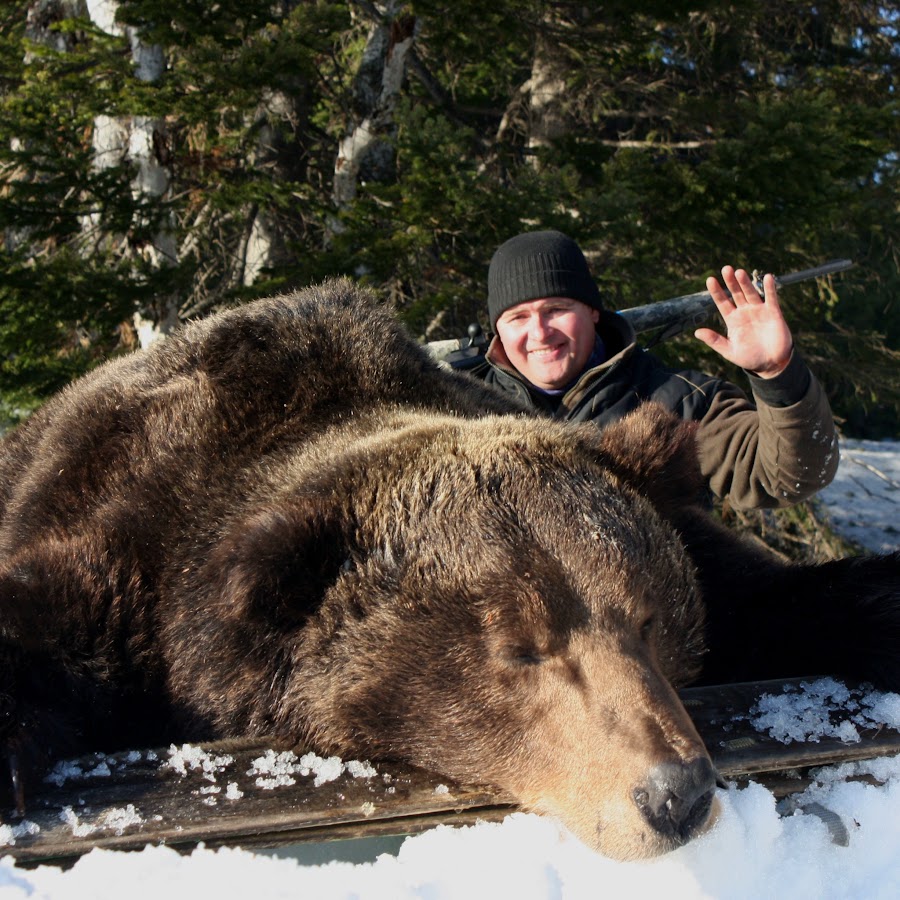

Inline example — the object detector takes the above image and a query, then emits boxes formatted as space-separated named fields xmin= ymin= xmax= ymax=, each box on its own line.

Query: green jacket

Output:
xmin=473 ymin=310 xmax=839 ymax=510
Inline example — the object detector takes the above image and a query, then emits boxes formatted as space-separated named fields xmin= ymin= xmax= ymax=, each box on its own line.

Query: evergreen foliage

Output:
xmin=1 ymin=0 xmax=898 ymax=433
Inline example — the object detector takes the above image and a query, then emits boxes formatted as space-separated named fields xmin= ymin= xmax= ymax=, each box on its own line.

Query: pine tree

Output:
xmin=1 ymin=0 xmax=898 ymax=432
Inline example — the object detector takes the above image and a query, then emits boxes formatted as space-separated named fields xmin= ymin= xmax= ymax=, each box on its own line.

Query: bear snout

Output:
xmin=632 ymin=756 xmax=717 ymax=845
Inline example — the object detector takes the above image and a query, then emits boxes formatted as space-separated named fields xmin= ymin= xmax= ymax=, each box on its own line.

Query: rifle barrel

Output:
xmin=619 ymin=258 xmax=854 ymax=335
xmin=426 ymin=258 xmax=855 ymax=365
xmin=773 ymin=258 xmax=855 ymax=287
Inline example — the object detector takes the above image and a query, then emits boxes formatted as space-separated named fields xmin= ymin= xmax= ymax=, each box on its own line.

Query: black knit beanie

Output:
xmin=487 ymin=230 xmax=603 ymax=329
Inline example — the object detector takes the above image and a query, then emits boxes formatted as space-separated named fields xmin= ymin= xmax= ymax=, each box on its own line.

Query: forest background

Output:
xmin=1 ymin=0 xmax=899 ymax=445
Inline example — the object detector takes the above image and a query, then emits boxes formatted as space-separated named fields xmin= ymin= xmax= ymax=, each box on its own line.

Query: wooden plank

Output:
xmin=2 ymin=743 xmax=517 ymax=866
xmin=2 ymin=677 xmax=897 ymax=866
xmin=685 ymin=679 xmax=900 ymax=775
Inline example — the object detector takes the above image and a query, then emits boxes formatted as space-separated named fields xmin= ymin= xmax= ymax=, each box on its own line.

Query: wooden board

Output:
xmin=3 ymin=677 xmax=899 ymax=866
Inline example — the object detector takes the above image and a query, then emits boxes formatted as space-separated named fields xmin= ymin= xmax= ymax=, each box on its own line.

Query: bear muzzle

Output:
xmin=632 ymin=755 xmax=717 ymax=845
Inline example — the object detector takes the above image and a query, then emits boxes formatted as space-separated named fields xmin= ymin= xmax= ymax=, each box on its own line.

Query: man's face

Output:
xmin=495 ymin=297 xmax=600 ymax=391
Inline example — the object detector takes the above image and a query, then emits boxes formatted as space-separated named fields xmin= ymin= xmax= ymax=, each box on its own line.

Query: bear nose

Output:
xmin=632 ymin=757 xmax=716 ymax=842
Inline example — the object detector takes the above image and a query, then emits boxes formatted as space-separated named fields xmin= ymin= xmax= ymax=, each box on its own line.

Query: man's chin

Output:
xmin=523 ymin=366 xmax=573 ymax=391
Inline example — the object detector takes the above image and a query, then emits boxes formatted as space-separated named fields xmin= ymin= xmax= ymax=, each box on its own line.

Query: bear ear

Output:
xmin=206 ymin=499 xmax=351 ymax=627
xmin=595 ymin=403 xmax=705 ymax=510
xmin=197 ymin=310 xmax=291 ymax=399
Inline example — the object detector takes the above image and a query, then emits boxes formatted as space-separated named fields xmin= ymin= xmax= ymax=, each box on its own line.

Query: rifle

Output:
xmin=427 ymin=258 xmax=854 ymax=369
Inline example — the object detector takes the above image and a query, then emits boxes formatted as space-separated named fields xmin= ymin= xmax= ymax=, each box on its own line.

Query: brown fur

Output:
xmin=0 ymin=278 xmax=897 ymax=860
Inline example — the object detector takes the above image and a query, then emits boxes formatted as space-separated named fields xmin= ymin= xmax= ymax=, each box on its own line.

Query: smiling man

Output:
xmin=474 ymin=229 xmax=839 ymax=509
xmin=492 ymin=297 xmax=600 ymax=391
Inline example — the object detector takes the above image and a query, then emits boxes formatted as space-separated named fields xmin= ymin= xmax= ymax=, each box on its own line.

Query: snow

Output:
xmin=747 ymin=676 xmax=900 ymax=744
xmin=816 ymin=438 xmax=900 ymax=554
xmin=0 ymin=438 xmax=898 ymax=898
xmin=3 ymin=755 xmax=900 ymax=899
xmin=245 ymin=748 xmax=377 ymax=789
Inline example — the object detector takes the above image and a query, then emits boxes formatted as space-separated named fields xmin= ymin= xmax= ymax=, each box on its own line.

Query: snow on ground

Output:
xmin=3 ymin=763 xmax=900 ymax=900
xmin=0 ymin=438 xmax=898 ymax=899
xmin=817 ymin=438 xmax=900 ymax=554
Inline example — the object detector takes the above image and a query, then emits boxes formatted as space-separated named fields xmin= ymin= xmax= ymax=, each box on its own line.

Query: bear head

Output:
xmin=167 ymin=404 xmax=719 ymax=861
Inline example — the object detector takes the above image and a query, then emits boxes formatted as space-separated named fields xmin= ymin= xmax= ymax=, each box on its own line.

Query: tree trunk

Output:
xmin=237 ymin=89 xmax=296 ymax=288
xmin=332 ymin=1 xmax=417 ymax=210
xmin=527 ymin=27 xmax=569 ymax=159
xmin=84 ymin=0 xmax=177 ymax=347
xmin=25 ymin=0 xmax=84 ymax=48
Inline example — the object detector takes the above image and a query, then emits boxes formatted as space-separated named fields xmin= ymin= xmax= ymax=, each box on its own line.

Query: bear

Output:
xmin=0 ymin=278 xmax=897 ymax=861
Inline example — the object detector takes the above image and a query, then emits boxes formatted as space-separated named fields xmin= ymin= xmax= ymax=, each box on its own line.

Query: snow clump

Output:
xmin=749 ymin=677 xmax=900 ymax=744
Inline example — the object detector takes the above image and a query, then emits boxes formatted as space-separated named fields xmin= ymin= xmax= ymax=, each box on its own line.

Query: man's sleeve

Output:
xmin=695 ymin=352 xmax=840 ymax=510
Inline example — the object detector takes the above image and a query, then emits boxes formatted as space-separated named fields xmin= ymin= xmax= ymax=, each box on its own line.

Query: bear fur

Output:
xmin=0 ymin=278 xmax=897 ymax=861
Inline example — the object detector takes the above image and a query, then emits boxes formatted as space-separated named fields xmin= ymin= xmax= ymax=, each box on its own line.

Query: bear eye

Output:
xmin=510 ymin=646 xmax=545 ymax=666
xmin=640 ymin=615 xmax=655 ymax=642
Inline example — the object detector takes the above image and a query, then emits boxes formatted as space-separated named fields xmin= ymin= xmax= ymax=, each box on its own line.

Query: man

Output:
xmin=474 ymin=229 xmax=839 ymax=509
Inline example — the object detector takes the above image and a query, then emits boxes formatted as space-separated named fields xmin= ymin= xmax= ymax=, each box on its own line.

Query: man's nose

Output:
xmin=528 ymin=314 xmax=552 ymax=339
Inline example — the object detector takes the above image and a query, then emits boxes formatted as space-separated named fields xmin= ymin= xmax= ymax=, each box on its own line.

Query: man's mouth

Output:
xmin=528 ymin=344 xmax=565 ymax=360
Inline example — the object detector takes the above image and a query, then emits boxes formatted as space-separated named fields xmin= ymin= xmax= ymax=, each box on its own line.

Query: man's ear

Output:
xmin=205 ymin=498 xmax=351 ymax=627
xmin=596 ymin=403 xmax=705 ymax=510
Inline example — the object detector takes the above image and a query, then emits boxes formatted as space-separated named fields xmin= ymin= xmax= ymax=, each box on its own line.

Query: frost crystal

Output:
xmin=749 ymin=678 xmax=900 ymax=744
xmin=44 ymin=761 xmax=85 ymax=787
xmin=300 ymin=753 xmax=344 ymax=786
xmin=165 ymin=744 xmax=235 ymax=781
xmin=346 ymin=759 xmax=377 ymax=779
xmin=60 ymin=806 xmax=96 ymax=838
xmin=0 ymin=820 xmax=40 ymax=846
xmin=246 ymin=750 xmax=379 ymax=789
xmin=99 ymin=804 xmax=144 ymax=835
xmin=248 ymin=749 xmax=301 ymax=789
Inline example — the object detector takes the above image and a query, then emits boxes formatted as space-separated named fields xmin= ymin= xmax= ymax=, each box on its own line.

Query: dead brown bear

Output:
xmin=0 ymin=279 xmax=897 ymax=861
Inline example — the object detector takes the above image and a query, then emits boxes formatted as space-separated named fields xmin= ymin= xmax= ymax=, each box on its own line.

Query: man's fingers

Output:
xmin=706 ymin=274 xmax=735 ymax=311
xmin=719 ymin=266 xmax=747 ymax=306
xmin=727 ymin=267 xmax=764 ymax=305
xmin=762 ymin=272 xmax=782 ymax=311
xmin=694 ymin=327 xmax=728 ymax=354
xmin=708 ymin=265 xmax=781 ymax=316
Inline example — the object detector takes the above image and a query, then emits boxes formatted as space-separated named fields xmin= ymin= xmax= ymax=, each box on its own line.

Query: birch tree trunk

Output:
xmin=333 ymin=1 xmax=417 ymax=211
xmin=84 ymin=0 xmax=177 ymax=347
xmin=527 ymin=26 xmax=569 ymax=159
xmin=25 ymin=0 xmax=84 ymax=49
xmin=492 ymin=5 xmax=571 ymax=170
xmin=236 ymin=89 xmax=297 ymax=289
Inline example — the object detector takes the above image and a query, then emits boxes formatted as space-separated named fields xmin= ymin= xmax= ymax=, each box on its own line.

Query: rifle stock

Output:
xmin=427 ymin=258 xmax=854 ymax=367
